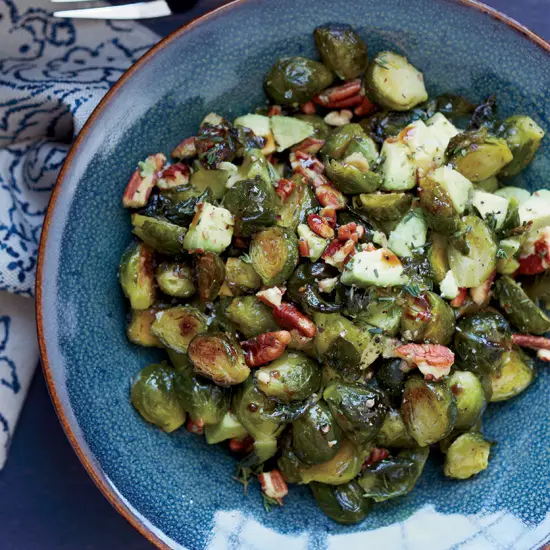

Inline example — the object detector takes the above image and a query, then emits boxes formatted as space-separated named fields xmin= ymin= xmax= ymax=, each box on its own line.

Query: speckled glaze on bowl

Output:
xmin=36 ymin=0 xmax=550 ymax=548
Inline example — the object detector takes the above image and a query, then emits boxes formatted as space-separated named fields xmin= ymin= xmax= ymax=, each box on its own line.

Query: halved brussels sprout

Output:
xmin=358 ymin=447 xmax=429 ymax=501
xmin=156 ymin=262 xmax=195 ymax=298
xmin=311 ymin=481 xmax=372 ymax=525
xmin=238 ymin=148 xmax=273 ymax=186
xmin=355 ymin=192 xmax=413 ymax=221
xmin=448 ymin=371 xmax=487 ymax=430
xmin=250 ymin=226 xmax=298 ymax=286
xmin=276 ymin=174 xmax=318 ymax=231
xmin=204 ymin=411 xmax=248 ymax=445
xmin=196 ymin=252 xmax=226 ymax=302
xmin=324 ymin=382 xmax=389 ymax=444
xmin=265 ymin=57 xmax=333 ymax=105
xmin=314 ymin=23 xmax=368 ymax=80
xmin=119 ymin=241 xmax=156 ymax=310
xmin=443 ymin=432 xmax=490 ymax=479
xmin=487 ymin=347 xmax=536 ymax=402
xmin=351 ymin=288 xmax=402 ymax=336
xmin=365 ymin=51 xmax=428 ymax=111
xmin=326 ymin=158 xmax=381 ymax=194
xmin=454 ymin=311 xmax=511 ymax=375
xmin=375 ymin=359 xmax=407 ymax=407
xmin=151 ymin=306 xmax=208 ymax=353
xmin=401 ymin=375 xmax=456 ymax=446
xmin=189 ymin=165 xmax=230 ymax=200
xmin=428 ymin=232 xmax=449 ymax=283
xmin=292 ymin=401 xmax=342 ymax=465
xmin=226 ymin=296 xmax=279 ymax=338
xmin=188 ymin=332 xmax=250 ymax=386
xmin=255 ymin=351 xmax=321 ymax=403
xmin=131 ymin=364 xmax=186 ymax=432
xmin=322 ymin=124 xmax=367 ymax=160
xmin=495 ymin=276 xmax=550 ymax=335
xmin=375 ymin=407 xmax=416 ymax=448
xmin=345 ymin=135 xmax=380 ymax=166
xmin=132 ymin=214 xmax=187 ymax=255
xmin=183 ymin=202 xmax=235 ymax=254
xmin=224 ymin=257 xmax=262 ymax=296
xmin=126 ymin=308 xmax=163 ymax=348
xmin=400 ymin=291 xmax=455 ymax=345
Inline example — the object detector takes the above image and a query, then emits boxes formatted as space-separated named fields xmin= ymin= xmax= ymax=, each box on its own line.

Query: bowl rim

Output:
xmin=35 ymin=0 xmax=550 ymax=548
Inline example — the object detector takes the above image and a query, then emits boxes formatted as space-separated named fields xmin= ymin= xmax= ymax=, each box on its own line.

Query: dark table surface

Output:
xmin=1 ymin=1 xmax=549 ymax=549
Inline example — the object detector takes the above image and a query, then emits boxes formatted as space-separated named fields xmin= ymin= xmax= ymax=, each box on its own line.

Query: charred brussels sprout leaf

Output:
xmin=448 ymin=371 xmax=487 ymax=430
xmin=401 ymin=376 xmax=457 ymax=446
xmin=358 ymin=447 xmax=429 ymax=501
xmin=487 ymin=347 xmax=536 ymax=402
xmin=443 ymin=432 xmax=490 ymax=479
xmin=126 ymin=308 xmax=164 ymax=348
xmin=119 ymin=241 xmax=156 ymax=310
xmin=151 ymin=306 xmax=208 ymax=353
xmin=196 ymin=252 xmax=226 ymax=302
xmin=131 ymin=364 xmax=186 ymax=432
xmin=314 ymin=23 xmax=368 ymax=80
xmin=311 ymin=481 xmax=372 ymax=525
xmin=226 ymin=296 xmax=279 ymax=338
xmin=188 ymin=332 xmax=250 ymax=387
xmin=132 ymin=214 xmax=187 ymax=255
xmin=255 ymin=351 xmax=321 ymax=403
xmin=324 ymin=382 xmax=389 ymax=444
xmin=265 ymin=57 xmax=333 ymax=105
xmin=156 ymin=262 xmax=195 ymax=298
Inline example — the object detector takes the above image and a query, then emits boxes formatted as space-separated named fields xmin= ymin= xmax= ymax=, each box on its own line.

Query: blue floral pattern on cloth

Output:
xmin=0 ymin=0 xmax=159 ymax=469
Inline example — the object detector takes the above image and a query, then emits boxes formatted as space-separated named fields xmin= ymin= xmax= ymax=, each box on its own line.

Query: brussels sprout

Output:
xmin=358 ymin=447 xmax=429 ymax=501
xmin=424 ymin=93 xmax=475 ymax=121
xmin=443 ymin=432 xmax=490 ymax=479
xmin=276 ymin=174 xmax=318 ymax=231
xmin=250 ymin=226 xmax=298 ymax=286
xmin=196 ymin=252 xmax=226 ymax=302
xmin=223 ymin=176 xmax=277 ymax=237
xmin=131 ymin=214 xmax=187 ymax=255
xmin=189 ymin=165 xmax=230 ymax=200
xmin=365 ymin=51 xmax=428 ymax=111
xmin=355 ymin=192 xmax=413 ymax=221
xmin=226 ymin=296 xmax=279 ymax=338
xmin=400 ymin=291 xmax=455 ymax=345
xmin=172 ymin=354 xmax=231 ymax=424
xmin=326 ymin=158 xmax=381 ymax=194
xmin=495 ymin=276 xmax=550 ymax=335
xmin=447 ymin=129 xmax=513 ymax=182
xmin=497 ymin=115 xmax=545 ymax=177
xmin=375 ymin=407 xmax=416 ymax=448
xmin=299 ymin=438 xmax=365 ymax=485
xmin=350 ymin=288 xmax=402 ymax=336
xmin=188 ymin=332 xmax=250 ymax=387
xmin=487 ymin=347 xmax=536 ymax=402
xmin=475 ymin=176 xmax=500 ymax=193
xmin=345 ymin=135 xmax=380 ymax=166
xmin=265 ymin=57 xmax=333 ymax=105
xmin=401 ymin=375 xmax=457 ymax=446
xmin=322 ymin=124 xmax=366 ymax=160
xmin=375 ymin=359 xmax=407 ymax=407
xmin=311 ymin=481 xmax=372 ymax=525
xmin=224 ymin=257 xmax=261 ymax=296
xmin=360 ymin=108 xmax=426 ymax=145
xmin=314 ymin=23 xmax=368 ymax=80
xmin=294 ymin=114 xmax=330 ymax=140
xmin=182 ymin=202 xmax=234 ymax=254
xmin=428 ymin=232 xmax=449 ymax=283
xmin=204 ymin=412 xmax=248 ymax=445
xmin=156 ymin=262 xmax=195 ymax=298
xmin=448 ymin=371 xmax=487 ymax=430
xmin=119 ymin=241 xmax=156 ymax=310
xmin=151 ymin=306 xmax=208 ymax=354
xmin=448 ymin=216 xmax=498 ymax=288
xmin=292 ymin=401 xmax=342 ymax=465
xmin=131 ymin=364 xmax=186 ymax=432
xmin=126 ymin=308 xmax=163 ymax=348
xmin=206 ymin=297 xmax=238 ymax=336
xmin=454 ymin=311 xmax=512 ymax=375
xmin=238 ymin=148 xmax=274 ymax=186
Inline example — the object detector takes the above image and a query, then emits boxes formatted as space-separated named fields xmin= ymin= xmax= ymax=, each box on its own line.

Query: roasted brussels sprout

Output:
xmin=443 ymin=432 xmax=490 ymax=479
xmin=358 ymin=447 xmax=429 ymax=501
xmin=196 ymin=252 xmax=226 ymax=302
xmin=497 ymin=115 xmax=545 ymax=177
xmin=322 ymin=124 xmax=366 ymax=160
xmin=375 ymin=407 xmax=416 ymax=448
xmin=223 ymin=176 xmax=277 ymax=237
xmin=132 ymin=214 xmax=187 ymax=255
xmin=311 ymin=481 xmax=372 ymax=525
xmin=294 ymin=114 xmax=330 ymax=140
xmin=525 ymin=271 xmax=550 ymax=305
xmin=130 ymin=364 xmax=186 ymax=432
xmin=401 ymin=375 xmax=456 ymax=447
xmin=187 ymin=332 xmax=250 ymax=386
xmin=448 ymin=371 xmax=487 ymax=430
xmin=355 ymin=192 xmax=413 ymax=221
xmin=156 ymin=262 xmax=195 ymax=298
xmin=400 ymin=291 xmax=455 ymax=345
xmin=454 ymin=311 xmax=512 ymax=375
xmin=292 ymin=401 xmax=342 ymax=465
xmin=276 ymin=174 xmax=318 ymax=231
xmin=375 ymin=359 xmax=407 ymax=407
xmin=326 ymin=158 xmax=381 ymax=194
xmin=487 ymin=347 xmax=536 ymax=402
xmin=360 ymin=108 xmax=426 ymax=145
xmin=223 ymin=257 xmax=261 ymax=296
xmin=365 ymin=51 xmax=428 ymax=111
xmin=151 ymin=306 xmax=208 ymax=353
xmin=428 ymin=232 xmax=449 ymax=283
xmin=314 ymin=23 xmax=368 ymax=80
xmin=345 ymin=135 xmax=380 ymax=166
xmin=250 ymin=226 xmax=298 ymax=286
xmin=226 ymin=296 xmax=279 ymax=338
xmin=182 ymin=202 xmax=235 ymax=254
xmin=119 ymin=241 xmax=156 ymax=310
xmin=324 ymin=382 xmax=389 ymax=444
xmin=189 ymin=165 xmax=230 ymax=200
xmin=265 ymin=57 xmax=333 ymax=105
xmin=126 ymin=308 xmax=163 ymax=348
xmin=495 ymin=276 xmax=550 ymax=335
xmin=349 ymin=288 xmax=402 ymax=336
xmin=204 ymin=411 xmax=248 ymax=445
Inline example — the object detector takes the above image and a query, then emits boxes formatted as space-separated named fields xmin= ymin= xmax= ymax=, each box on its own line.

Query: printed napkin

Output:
xmin=0 ymin=0 xmax=159 ymax=469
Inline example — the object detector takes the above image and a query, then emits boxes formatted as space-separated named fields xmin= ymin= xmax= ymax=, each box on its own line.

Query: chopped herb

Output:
xmin=374 ymin=268 xmax=380 ymax=279
xmin=262 ymin=493 xmax=280 ymax=512
xmin=368 ymin=327 xmax=384 ymax=334
xmin=233 ymin=465 xmax=253 ymax=495
xmin=374 ymin=58 xmax=390 ymax=70
xmin=496 ymin=248 xmax=508 ymax=260
xmin=403 ymin=283 xmax=421 ymax=297
xmin=240 ymin=253 xmax=252 ymax=264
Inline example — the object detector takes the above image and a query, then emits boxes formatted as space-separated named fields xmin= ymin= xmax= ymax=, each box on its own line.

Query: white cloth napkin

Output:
xmin=0 ymin=0 xmax=160 ymax=469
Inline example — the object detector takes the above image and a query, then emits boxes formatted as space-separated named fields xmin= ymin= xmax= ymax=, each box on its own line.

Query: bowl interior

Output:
xmin=39 ymin=0 xmax=550 ymax=548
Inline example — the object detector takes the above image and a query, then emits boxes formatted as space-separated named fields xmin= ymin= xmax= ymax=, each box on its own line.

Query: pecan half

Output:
xmin=241 ymin=331 xmax=292 ymax=368
xmin=275 ymin=178 xmax=296 ymax=201
xmin=512 ymin=333 xmax=550 ymax=351
xmin=256 ymin=286 xmax=286 ymax=308
xmin=319 ymin=207 xmax=337 ymax=228
xmin=273 ymin=303 xmax=316 ymax=338
xmin=172 ymin=137 xmax=196 ymax=160
xmin=292 ymin=137 xmax=325 ymax=155
xmin=258 ymin=470 xmax=288 ymax=505
xmin=308 ymin=213 xmax=335 ymax=239
xmin=299 ymin=239 xmax=311 ymax=258
xmin=394 ymin=343 xmax=455 ymax=380
xmin=313 ymin=80 xmax=362 ymax=108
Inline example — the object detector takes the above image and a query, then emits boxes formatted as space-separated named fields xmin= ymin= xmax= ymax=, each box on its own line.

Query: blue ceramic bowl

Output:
xmin=37 ymin=0 xmax=550 ymax=548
